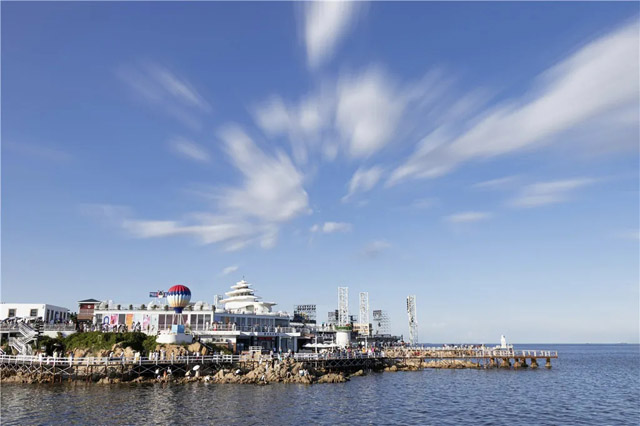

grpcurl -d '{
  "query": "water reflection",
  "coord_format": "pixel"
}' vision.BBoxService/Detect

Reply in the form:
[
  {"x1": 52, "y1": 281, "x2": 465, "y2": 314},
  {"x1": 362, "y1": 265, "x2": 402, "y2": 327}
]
[{"x1": 1, "y1": 345, "x2": 638, "y2": 425}]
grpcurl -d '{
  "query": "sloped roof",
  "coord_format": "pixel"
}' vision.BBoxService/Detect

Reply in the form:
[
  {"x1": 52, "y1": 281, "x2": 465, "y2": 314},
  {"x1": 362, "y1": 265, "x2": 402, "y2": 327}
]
[{"x1": 78, "y1": 298, "x2": 102, "y2": 303}]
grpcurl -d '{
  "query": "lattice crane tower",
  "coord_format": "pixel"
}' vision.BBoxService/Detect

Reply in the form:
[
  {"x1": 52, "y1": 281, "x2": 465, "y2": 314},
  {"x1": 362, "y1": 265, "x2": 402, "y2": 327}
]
[
  {"x1": 338, "y1": 287, "x2": 349, "y2": 326},
  {"x1": 358, "y1": 292, "x2": 370, "y2": 335},
  {"x1": 407, "y1": 295, "x2": 418, "y2": 345}
]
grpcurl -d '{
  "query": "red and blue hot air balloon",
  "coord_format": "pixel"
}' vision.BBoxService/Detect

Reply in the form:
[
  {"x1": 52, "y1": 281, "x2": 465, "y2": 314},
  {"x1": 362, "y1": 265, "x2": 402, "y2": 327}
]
[{"x1": 167, "y1": 285, "x2": 191, "y2": 314}]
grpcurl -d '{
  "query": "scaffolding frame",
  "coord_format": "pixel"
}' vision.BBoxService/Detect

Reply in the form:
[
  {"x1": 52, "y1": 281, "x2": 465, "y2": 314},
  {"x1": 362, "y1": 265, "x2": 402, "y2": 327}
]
[
  {"x1": 358, "y1": 292, "x2": 369, "y2": 335},
  {"x1": 338, "y1": 287, "x2": 349, "y2": 327},
  {"x1": 407, "y1": 295, "x2": 418, "y2": 345}
]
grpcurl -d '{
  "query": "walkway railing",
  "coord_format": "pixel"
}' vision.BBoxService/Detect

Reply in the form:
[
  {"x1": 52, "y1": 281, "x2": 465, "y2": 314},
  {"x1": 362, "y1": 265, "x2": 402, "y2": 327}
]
[
  {"x1": 0, "y1": 324, "x2": 76, "y2": 332},
  {"x1": 0, "y1": 347, "x2": 557, "y2": 368},
  {"x1": 0, "y1": 352, "x2": 386, "y2": 367},
  {"x1": 198, "y1": 325, "x2": 299, "y2": 333},
  {"x1": 394, "y1": 348, "x2": 558, "y2": 358}
]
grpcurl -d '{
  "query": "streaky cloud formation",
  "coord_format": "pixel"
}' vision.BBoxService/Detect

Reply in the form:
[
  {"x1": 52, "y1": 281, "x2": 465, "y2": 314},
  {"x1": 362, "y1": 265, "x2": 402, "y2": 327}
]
[
  {"x1": 118, "y1": 62, "x2": 211, "y2": 130},
  {"x1": 310, "y1": 221, "x2": 353, "y2": 233},
  {"x1": 221, "y1": 265, "x2": 239, "y2": 276},
  {"x1": 218, "y1": 125, "x2": 310, "y2": 223},
  {"x1": 343, "y1": 166, "x2": 384, "y2": 202},
  {"x1": 612, "y1": 229, "x2": 640, "y2": 241},
  {"x1": 362, "y1": 239, "x2": 391, "y2": 258},
  {"x1": 252, "y1": 67, "x2": 419, "y2": 165},
  {"x1": 168, "y1": 137, "x2": 211, "y2": 163},
  {"x1": 304, "y1": 0, "x2": 361, "y2": 69},
  {"x1": 509, "y1": 178, "x2": 596, "y2": 208},
  {"x1": 388, "y1": 21, "x2": 639, "y2": 185},
  {"x1": 472, "y1": 175, "x2": 520, "y2": 190},
  {"x1": 445, "y1": 211, "x2": 492, "y2": 224},
  {"x1": 92, "y1": 125, "x2": 310, "y2": 251},
  {"x1": 3, "y1": 140, "x2": 71, "y2": 162},
  {"x1": 336, "y1": 69, "x2": 408, "y2": 158}
]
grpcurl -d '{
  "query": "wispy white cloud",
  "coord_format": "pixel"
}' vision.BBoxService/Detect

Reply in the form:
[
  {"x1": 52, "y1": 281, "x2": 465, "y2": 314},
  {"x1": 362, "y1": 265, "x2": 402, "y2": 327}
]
[
  {"x1": 343, "y1": 166, "x2": 384, "y2": 201},
  {"x1": 221, "y1": 265, "x2": 239, "y2": 276},
  {"x1": 252, "y1": 92, "x2": 332, "y2": 165},
  {"x1": 445, "y1": 211, "x2": 492, "y2": 224},
  {"x1": 89, "y1": 124, "x2": 310, "y2": 251},
  {"x1": 509, "y1": 178, "x2": 596, "y2": 208},
  {"x1": 4, "y1": 141, "x2": 71, "y2": 162},
  {"x1": 361, "y1": 240, "x2": 391, "y2": 258},
  {"x1": 168, "y1": 137, "x2": 211, "y2": 163},
  {"x1": 336, "y1": 69, "x2": 407, "y2": 158},
  {"x1": 303, "y1": 1, "x2": 362, "y2": 69},
  {"x1": 389, "y1": 21, "x2": 639, "y2": 185},
  {"x1": 118, "y1": 62, "x2": 211, "y2": 130},
  {"x1": 410, "y1": 198, "x2": 438, "y2": 210},
  {"x1": 612, "y1": 229, "x2": 640, "y2": 241},
  {"x1": 218, "y1": 125, "x2": 311, "y2": 223},
  {"x1": 253, "y1": 67, "x2": 432, "y2": 166},
  {"x1": 472, "y1": 175, "x2": 520, "y2": 190},
  {"x1": 311, "y1": 221, "x2": 353, "y2": 234}
]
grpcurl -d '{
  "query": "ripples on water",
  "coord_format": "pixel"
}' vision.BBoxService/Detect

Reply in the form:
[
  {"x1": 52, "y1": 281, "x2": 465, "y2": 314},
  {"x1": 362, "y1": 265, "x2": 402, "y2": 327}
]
[{"x1": 2, "y1": 345, "x2": 638, "y2": 425}]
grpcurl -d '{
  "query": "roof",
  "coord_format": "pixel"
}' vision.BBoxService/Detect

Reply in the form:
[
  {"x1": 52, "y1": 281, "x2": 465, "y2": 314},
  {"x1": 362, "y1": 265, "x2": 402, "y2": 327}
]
[{"x1": 78, "y1": 298, "x2": 102, "y2": 303}]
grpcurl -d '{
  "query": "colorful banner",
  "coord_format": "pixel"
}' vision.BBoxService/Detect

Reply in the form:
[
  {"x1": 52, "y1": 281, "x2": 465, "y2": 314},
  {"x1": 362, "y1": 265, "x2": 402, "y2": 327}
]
[
  {"x1": 125, "y1": 314, "x2": 133, "y2": 328},
  {"x1": 110, "y1": 314, "x2": 118, "y2": 325},
  {"x1": 142, "y1": 314, "x2": 150, "y2": 330}
]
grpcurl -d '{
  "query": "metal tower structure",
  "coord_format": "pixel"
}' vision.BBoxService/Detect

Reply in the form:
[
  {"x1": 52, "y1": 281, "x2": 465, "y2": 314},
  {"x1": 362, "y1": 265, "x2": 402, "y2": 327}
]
[
  {"x1": 407, "y1": 295, "x2": 418, "y2": 345},
  {"x1": 338, "y1": 287, "x2": 349, "y2": 327},
  {"x1": 358, "y1": 292, "x2": 369, "y2": 335},
  {"x1": 372, "y1": 310, "x2": 390, "y2": 335}
]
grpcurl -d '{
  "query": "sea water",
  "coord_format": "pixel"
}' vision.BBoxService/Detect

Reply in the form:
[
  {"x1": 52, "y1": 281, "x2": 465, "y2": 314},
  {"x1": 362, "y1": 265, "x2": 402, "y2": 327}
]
[{"x1": 1, "y1": 344, "x2": 638, "y2": 425}]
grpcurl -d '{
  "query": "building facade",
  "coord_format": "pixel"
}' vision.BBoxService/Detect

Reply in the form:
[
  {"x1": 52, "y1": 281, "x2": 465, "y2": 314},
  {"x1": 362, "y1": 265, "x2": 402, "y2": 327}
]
[
  {"x1": 77, "y1": 298, "x2": 101, "y2": 323},
  {"x1": 88, "y1": 279, "x2": 305, "y2": 353},
  {"x1": 0, "y1": 303, "x2": 70, "y2": 323}
]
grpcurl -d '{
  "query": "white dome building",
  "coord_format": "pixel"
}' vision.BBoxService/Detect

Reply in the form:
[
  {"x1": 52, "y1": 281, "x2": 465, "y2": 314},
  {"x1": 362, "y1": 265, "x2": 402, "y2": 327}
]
[{"x1": 219, "y1": 280, "x2": 276, "y2": 314}]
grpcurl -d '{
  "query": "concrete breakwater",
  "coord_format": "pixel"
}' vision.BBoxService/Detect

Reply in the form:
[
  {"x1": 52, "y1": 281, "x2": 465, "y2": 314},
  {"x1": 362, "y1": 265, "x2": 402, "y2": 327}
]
[{"x1": 0, "y1": 345, "x2": 558, "y2": 385}]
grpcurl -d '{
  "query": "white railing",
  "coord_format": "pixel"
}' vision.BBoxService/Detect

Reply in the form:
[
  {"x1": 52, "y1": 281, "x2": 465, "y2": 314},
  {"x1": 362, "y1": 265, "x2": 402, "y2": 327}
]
[
  {"x1": 18, "y1": 322, "x2": 38, "y2": 339},
  {"x1": 395, "y1": 348, "x2": 558, "y2": 358},
  {"x1": 0, "y1": 352, "x2": 387, "y2": 366},
  {"x1": 42, "y1": 324, "x2": 76, "y2": 332},
  {"x1": 0, "y1": 349, "x2": 558, "y2": 367},
  {"x1": 201, "y1": 325, "x2": 299, "y2": 333}
]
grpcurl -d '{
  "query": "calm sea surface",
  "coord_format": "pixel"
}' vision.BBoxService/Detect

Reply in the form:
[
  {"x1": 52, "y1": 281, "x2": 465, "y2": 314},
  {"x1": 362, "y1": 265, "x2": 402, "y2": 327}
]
[{"x1": 1, "y1": 344, "x2": 638, "y2": 425}]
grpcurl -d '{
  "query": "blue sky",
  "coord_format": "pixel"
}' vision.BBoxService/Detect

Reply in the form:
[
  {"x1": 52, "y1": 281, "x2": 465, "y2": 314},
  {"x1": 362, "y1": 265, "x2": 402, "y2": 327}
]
[{"x1": 2, "y1": 2, "x2": 638, "y2": 343}]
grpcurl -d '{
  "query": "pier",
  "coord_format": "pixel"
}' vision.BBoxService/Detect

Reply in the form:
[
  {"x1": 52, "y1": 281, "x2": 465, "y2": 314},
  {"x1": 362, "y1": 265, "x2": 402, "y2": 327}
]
[
  {"x1": 391, "y1": 347, "x2": 559, "y2": 369},
  {"x1": 0, "y1": 347, "x2": 558, "y2": 383}
]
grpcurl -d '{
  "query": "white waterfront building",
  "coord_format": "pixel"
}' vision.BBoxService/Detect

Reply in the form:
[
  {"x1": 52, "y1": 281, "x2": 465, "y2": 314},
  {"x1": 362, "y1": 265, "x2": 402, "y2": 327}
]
[
  {"x1": 90, "y1": 279, "x2": 304, "y2": 353},
  {"x1": 0, "y1": 303, "x2": 70, "y2": 323},
  {"x1": 219, "y1": 280, "x2": 276, "y2": 314}
]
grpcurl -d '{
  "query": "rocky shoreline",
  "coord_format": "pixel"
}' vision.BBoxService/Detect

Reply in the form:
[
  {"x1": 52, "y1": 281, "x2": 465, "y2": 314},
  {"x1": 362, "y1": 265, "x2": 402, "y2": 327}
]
[
  {"x1": 0, "y1": 343, "x2": 503, "y2": 386},
  {"x1": 0, "y1": 358, "x2": 485, "y2": 386}
]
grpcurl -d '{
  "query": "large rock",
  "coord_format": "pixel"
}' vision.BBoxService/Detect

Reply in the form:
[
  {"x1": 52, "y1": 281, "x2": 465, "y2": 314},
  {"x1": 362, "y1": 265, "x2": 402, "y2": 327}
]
[
  {"x1": 317, "y1": 373, "x2": 347, "y2": 384},
  {"x1": 187, "y1": 342, "x2": 209, "y2": 356}
]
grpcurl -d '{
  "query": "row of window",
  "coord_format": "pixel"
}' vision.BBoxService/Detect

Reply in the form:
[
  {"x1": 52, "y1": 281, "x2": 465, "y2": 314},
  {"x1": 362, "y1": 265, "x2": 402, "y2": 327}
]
[
  {"x1": 6, "y1": 308, "x2": 67, "y2": 321},
  {"x1": 218, "y1": 315, "x2": 276, "y2": 327},
  {"x1": 7, "y1": 309, "x2": 39, "y2": 317}
]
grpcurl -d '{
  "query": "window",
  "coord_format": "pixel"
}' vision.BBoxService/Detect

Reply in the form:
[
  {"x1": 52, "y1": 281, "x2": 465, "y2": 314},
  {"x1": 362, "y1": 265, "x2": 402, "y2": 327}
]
[
  {"x1": 30, "y1": 309, "x2": 38, "y2": 317},
  {"x1": 8, "y1": 309, "x2": 16, "y2": 317}
]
